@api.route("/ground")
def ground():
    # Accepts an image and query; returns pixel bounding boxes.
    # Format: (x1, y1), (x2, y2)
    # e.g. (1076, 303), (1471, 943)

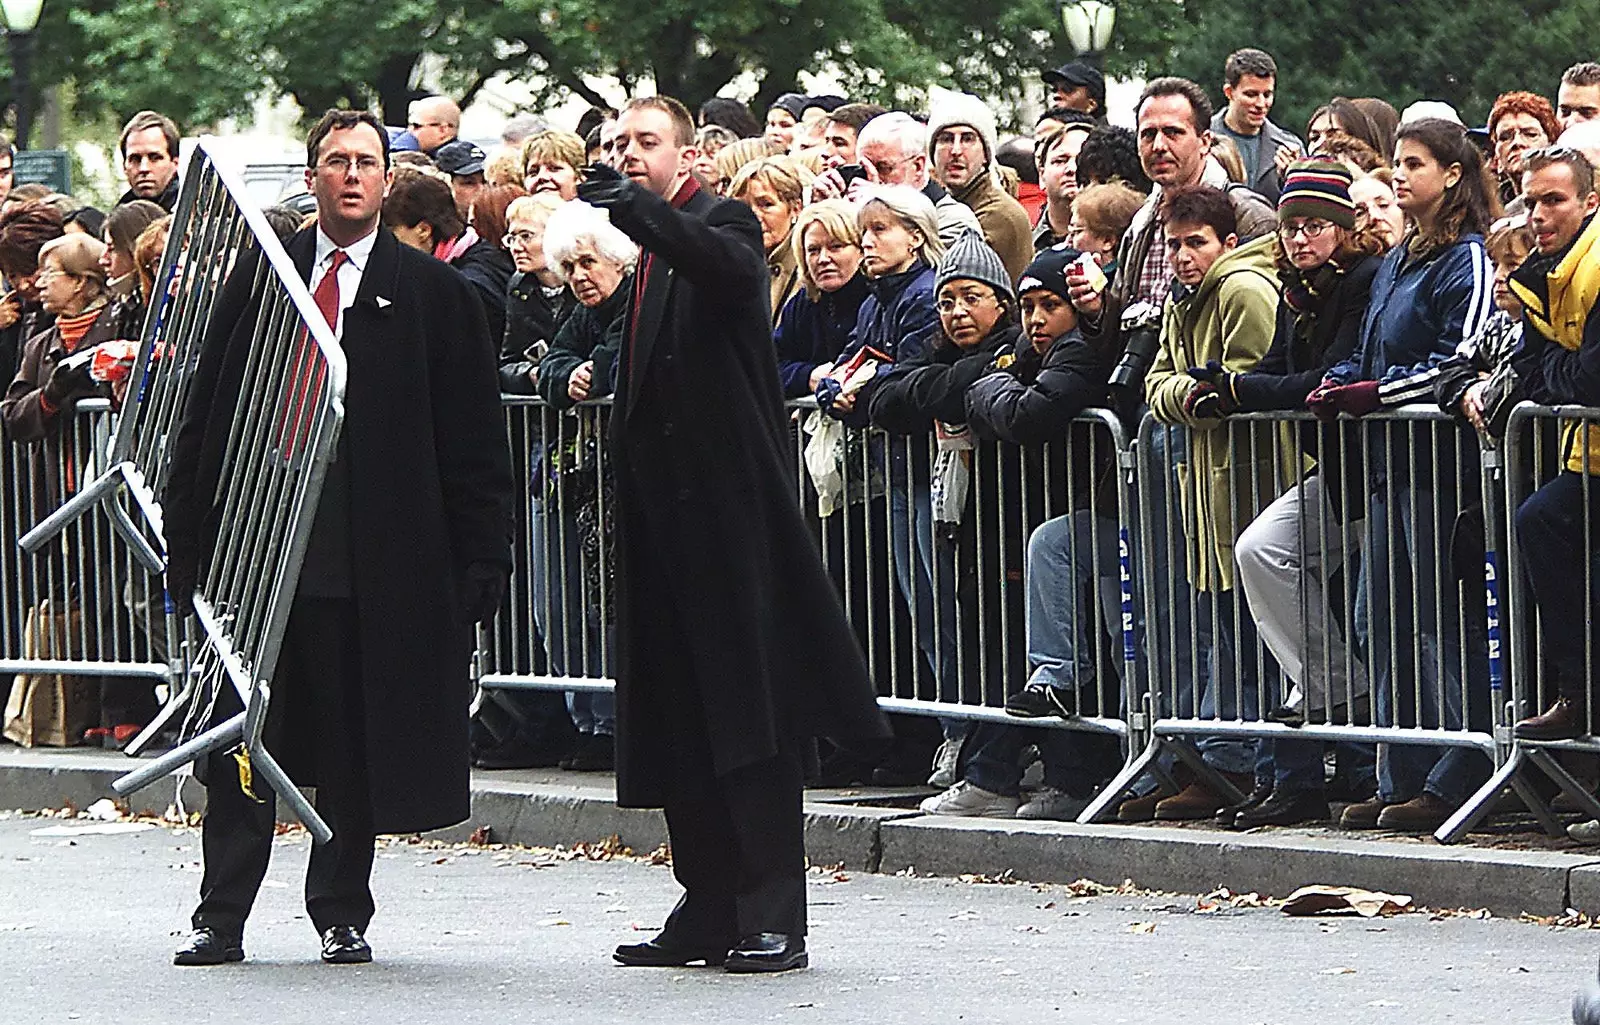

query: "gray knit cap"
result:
(934, 228), (1014, 303)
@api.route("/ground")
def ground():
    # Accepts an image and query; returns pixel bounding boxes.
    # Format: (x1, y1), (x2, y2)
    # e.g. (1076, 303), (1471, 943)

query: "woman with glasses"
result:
(499, 193), (575, 394)
(1485, 92), (1561, 210)
(1194, 160), (1386, 828)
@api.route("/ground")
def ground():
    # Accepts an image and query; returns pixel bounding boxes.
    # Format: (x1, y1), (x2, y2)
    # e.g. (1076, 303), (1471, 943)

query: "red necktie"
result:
(281, 249), (345, 457)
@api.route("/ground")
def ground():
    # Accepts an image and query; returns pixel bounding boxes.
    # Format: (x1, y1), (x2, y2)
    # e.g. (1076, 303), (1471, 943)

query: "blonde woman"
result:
(773, 199), (868, 396)
(727, 155), (816, 317)
(520, 129), (586, 201)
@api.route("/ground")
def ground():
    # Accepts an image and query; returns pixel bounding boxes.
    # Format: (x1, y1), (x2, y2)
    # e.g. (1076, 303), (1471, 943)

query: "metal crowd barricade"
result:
(41, 139), (347, 844)
(1086, 405), (1507, 840)
(476, 394), (1146, 792)
(1, 400), (170, 692)
(18, 144), (255, 755)
(1442, 403), (1600, 841)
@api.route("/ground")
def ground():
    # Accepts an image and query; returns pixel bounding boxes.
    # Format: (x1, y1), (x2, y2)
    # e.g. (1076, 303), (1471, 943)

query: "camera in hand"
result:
(1109, 300), (1163, 394)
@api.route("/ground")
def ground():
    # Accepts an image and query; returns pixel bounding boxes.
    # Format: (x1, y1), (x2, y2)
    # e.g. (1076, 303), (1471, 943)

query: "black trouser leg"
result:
(723, 746), (807, 938)
(305, 784), (376, 934)
(192, 749), (276, 938)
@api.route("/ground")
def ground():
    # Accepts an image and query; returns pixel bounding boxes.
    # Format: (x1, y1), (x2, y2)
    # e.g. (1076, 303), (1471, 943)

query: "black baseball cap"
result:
(1042, 61), (1106, 110)
(435, 140), (487, 177)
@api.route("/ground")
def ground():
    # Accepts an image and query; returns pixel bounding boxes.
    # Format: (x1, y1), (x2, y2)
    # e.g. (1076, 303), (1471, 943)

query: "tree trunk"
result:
(376, 52), (420, 126)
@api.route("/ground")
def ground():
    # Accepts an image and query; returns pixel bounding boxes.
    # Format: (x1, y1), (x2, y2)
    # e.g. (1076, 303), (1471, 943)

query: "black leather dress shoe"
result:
(321, 925), (372, 964)
(1233, 787), (1331, 829)
(173, 927), (244, 966)
(613, 936), (729, 967)
(724, 933), (808, 973)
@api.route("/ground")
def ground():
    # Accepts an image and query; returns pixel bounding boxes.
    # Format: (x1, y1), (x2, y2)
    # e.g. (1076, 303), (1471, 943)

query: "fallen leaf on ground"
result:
(1128, 921), (1157, 934)
(1282, 885), (1413, 918)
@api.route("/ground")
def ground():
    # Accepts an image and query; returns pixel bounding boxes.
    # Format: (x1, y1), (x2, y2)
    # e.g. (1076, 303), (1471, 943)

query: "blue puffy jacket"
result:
(818, 260), (939, 427)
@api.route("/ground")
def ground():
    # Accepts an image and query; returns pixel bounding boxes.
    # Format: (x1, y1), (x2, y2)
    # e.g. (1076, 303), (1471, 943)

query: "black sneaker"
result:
(567, 733), (615, 772)
(1004, 684), (1073, 719)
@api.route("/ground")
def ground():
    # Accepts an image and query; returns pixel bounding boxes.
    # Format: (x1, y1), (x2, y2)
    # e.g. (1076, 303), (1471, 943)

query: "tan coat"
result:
(951, 170), (1034, 283)
(768, 232), (802, 321)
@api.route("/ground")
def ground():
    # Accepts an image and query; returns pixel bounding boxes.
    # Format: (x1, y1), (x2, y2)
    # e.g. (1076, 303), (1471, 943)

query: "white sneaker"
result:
(918, 780), (1019, 818)
(1016, 786), (1090, 821)
(927, 738), (962, 788)
(1569, 818), (1600, 843)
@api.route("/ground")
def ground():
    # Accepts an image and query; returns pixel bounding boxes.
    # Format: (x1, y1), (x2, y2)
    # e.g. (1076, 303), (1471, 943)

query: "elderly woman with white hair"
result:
(527, 199), (638, 773)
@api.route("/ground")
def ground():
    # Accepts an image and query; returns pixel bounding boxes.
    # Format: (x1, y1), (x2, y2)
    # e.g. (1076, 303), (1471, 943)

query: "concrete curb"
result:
(5, 747), (1597, 917)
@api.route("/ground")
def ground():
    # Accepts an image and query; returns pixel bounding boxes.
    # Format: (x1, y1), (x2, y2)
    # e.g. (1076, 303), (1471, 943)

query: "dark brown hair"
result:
(826, 103), (888, 135)
(382, 167), (463, 241)
(623, 96), (696, 147)
(1395, 117), (1498, 257)
(305, 109), (391, 170)
(1159, 184), (1237, 242)
(0, 200), (64, 278)
(1137, 77), (1213, 134)
(104, 199), (167, 257)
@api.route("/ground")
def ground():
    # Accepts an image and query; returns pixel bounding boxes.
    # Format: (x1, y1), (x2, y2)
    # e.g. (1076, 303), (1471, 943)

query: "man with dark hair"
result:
(820, 102), (886, 168)
(117, 110), (181, 210)
(1139, 182), (1281, 820)
(1509, 147), (1600, 742)
(576, 95), (888, 974)
(1209, 48), (1302, 204)
(1559, 62), (1600, 131)
(1042, 60), (1106, 119)
(164, 106), (513, 967)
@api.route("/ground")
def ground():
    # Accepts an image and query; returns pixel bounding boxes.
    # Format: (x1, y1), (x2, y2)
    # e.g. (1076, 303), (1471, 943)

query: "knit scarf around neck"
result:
(57, 305), (104, 353)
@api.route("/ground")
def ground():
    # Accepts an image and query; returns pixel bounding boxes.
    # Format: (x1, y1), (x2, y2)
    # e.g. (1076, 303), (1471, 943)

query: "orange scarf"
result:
(57, 307), (103, 353)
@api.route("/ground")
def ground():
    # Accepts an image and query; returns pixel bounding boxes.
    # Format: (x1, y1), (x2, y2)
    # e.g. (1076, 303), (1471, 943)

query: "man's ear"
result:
(1222, 232), (1239, 251)
(1586, 189), (1600, 215)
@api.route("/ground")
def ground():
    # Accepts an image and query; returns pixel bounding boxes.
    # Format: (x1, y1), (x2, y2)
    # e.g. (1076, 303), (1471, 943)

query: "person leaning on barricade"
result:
(816, 186), (965, 788)
(1502, 146), (1600, 747)
(498, 193), (575, 393)
(774, 199), (870, 398)
(1198, 160), (1386, 828)
(916, 242), (1128, 821)
(0, 200), (63, 386)
(1309, 117), (1498, 833)
(528, 198), (638, 772)
(1433, 215), (1534, 440)
(2, 232), (159, 747)
(1134, 183), (1283, 822)
(163, 109), (513, 967)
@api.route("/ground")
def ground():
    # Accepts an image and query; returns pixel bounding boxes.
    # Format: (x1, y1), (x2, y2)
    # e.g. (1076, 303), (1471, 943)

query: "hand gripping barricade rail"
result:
(15, 146), (271, 756)
(1438, 403), (1600, 843)
(2, 399), (175, 705)
(20, 139), (344, 843)
(476, 396), (1148, 798)
(1080, 406), (1512, 842)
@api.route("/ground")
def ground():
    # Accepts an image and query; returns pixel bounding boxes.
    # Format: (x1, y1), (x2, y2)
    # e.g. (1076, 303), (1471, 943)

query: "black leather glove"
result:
(1185, 358), (1225, 385)
(42, 356), (93, 405)
(576, 162), (636, 210)
(458, 561), (510, 624)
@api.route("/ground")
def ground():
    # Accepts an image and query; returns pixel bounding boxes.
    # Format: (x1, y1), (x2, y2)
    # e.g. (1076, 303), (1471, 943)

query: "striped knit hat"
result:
(1277, 160), (1357, 230)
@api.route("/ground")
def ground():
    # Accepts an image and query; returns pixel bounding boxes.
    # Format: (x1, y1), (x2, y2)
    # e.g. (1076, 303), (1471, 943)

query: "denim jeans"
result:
(1025, 510), (1126, 702)
(888, 478), (965, 743)
(531, 496), (615, 736)
(1359, 485), (1490, 804)
(965, 722), (1123, 798)
(1145, 425), (1263, 776)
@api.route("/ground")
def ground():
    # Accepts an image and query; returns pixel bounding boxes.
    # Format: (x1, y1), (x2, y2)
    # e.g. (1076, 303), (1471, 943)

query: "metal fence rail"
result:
(1084, 406), (1508, 839)
(48, 139), (349, 844)
(479, 397), (1146, 766)
(1443, 403), (1600, 840)
(0, 400), (171, 688)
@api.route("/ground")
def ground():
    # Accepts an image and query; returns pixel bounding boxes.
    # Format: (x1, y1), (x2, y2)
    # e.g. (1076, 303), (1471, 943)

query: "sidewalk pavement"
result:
(5, 744), (1600, 918)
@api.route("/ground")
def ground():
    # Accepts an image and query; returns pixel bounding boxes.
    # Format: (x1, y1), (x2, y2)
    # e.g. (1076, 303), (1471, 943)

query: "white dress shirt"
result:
(309, 226), (377, 340)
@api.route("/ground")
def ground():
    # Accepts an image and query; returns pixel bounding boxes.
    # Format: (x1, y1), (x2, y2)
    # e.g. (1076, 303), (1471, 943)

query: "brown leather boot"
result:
(1514, 697), (1589, 741)
(1338, 796), (1388, 829)
(1375, 792), (1454, 832)
(1154, 771), (1255, 821)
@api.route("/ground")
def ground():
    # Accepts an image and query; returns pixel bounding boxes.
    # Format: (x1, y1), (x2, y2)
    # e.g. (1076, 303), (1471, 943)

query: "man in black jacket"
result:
(163, 109), (513, 967)
(578, 95), (889, 974)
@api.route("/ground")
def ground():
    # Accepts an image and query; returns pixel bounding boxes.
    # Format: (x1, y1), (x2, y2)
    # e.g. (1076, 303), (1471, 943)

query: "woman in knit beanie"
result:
(1196, 158), (1388, 831)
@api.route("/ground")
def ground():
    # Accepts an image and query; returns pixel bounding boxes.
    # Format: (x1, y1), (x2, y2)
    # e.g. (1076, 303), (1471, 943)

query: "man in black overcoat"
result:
(162, 110), (513, 966)
(578, 96), (891, 974)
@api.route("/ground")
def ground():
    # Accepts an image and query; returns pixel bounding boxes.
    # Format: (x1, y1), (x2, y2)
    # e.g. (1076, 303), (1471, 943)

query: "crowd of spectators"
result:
(6, 52), (1600, 843)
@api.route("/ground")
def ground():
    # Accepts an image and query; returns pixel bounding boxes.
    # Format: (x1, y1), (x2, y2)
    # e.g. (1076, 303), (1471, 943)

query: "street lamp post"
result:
(0, 0), (42, 149)
(1058, 0), (1116, 69)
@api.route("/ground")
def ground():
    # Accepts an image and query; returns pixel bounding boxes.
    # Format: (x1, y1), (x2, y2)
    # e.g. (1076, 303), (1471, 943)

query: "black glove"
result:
(458, 561), (509, 624)
(165, 552), (197, 618)
(1185, 358), (1226, 385)
(576, 162), (636, 210)
(1183, 381), (1224, 420)
(42, 356), (93, 405)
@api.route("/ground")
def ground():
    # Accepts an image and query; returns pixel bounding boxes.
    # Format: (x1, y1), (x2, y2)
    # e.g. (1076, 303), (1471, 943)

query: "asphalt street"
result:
(1, 812), (1596, 1025)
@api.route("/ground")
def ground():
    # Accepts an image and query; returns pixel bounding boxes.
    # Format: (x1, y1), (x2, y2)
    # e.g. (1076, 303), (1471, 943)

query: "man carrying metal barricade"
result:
(162, 109), (513, 966)
(1507, 146), (1600, 743)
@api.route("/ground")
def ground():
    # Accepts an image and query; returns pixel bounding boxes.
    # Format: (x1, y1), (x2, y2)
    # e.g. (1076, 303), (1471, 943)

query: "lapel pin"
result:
(376, 296), (392, 309)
